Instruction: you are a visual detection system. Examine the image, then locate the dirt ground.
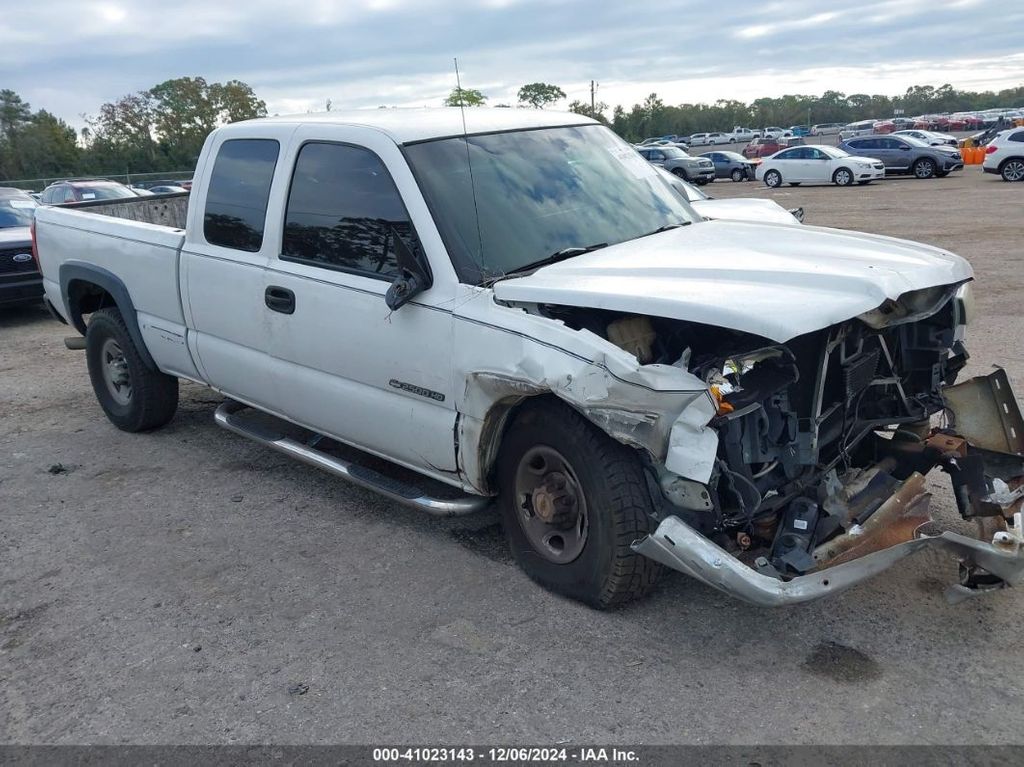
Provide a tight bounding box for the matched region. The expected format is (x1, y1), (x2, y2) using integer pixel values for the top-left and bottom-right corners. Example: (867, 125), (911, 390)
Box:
(2, 168), (1023, 745)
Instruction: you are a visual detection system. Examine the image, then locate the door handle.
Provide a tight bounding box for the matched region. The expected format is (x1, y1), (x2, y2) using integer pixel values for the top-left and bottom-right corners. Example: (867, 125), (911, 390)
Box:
(265, 286), (295, 315)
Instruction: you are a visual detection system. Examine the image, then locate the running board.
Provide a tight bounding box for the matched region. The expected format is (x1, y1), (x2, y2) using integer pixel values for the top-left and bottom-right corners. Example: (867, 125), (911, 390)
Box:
(214, 400), (490, 517)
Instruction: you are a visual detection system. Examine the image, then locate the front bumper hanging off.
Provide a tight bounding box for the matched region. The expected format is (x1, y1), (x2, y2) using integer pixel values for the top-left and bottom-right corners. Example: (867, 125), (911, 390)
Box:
(632, 369), (1024, 606)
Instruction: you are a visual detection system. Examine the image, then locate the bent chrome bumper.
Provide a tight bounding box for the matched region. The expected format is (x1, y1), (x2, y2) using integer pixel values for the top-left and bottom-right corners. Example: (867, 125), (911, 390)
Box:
(633, 514), (1024, 607)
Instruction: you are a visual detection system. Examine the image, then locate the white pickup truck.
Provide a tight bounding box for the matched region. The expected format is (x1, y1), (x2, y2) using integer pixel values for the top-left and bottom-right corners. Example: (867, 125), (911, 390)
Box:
(35, 109), (1024, 608)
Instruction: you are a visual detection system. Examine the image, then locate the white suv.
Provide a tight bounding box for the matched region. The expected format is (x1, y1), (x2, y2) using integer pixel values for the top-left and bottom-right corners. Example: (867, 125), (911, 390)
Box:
(689, 132), (729, 146)
(982, 128), (1024, 181)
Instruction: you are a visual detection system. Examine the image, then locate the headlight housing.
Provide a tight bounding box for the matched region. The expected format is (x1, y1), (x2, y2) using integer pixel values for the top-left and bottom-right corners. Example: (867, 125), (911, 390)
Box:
(955, 281), (975, 327)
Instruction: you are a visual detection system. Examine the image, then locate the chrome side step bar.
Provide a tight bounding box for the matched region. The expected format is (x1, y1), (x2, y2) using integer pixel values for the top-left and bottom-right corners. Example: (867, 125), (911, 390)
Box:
(214, 400), (491, 517)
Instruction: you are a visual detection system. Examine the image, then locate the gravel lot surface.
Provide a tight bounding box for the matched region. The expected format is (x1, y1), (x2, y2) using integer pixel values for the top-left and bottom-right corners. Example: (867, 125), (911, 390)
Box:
(2, 167), (1022, 745)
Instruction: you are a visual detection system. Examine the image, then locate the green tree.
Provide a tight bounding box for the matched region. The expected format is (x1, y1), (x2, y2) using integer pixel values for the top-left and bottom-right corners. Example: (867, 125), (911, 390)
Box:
(443, 87), (487, 107)
(517, 82), (566, 109)
(568, 99), (609, 123)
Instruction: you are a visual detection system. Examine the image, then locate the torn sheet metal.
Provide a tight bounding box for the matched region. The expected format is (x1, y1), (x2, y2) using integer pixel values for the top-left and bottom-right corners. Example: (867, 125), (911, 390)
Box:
(453, 298), (717, 493)
(633, 514), (1024, 607)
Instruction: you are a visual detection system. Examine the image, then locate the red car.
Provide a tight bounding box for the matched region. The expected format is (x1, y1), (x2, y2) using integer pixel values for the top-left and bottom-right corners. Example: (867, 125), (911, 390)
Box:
(742, 136), (786, 158)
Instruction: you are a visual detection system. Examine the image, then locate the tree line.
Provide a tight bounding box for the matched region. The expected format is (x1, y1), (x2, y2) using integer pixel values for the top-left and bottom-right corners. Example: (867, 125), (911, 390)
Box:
(2, 78), (1022, 185)
(0, 77), (266, 184)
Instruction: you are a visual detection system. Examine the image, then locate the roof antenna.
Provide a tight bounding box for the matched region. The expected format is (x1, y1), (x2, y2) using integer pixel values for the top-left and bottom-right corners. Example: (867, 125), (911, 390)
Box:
(454, 57), (485, 275)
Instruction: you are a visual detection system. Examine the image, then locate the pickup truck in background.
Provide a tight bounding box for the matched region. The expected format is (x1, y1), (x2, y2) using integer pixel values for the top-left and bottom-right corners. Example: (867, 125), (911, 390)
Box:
(35, 109), (1024, 609)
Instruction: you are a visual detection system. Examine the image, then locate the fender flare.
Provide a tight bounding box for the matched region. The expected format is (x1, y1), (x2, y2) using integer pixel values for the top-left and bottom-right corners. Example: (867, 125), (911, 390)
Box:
(59, 261), (157, 370)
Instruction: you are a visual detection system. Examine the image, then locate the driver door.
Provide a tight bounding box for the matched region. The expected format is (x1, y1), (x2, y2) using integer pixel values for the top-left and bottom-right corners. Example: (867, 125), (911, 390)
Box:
(262, 130), (459, 475)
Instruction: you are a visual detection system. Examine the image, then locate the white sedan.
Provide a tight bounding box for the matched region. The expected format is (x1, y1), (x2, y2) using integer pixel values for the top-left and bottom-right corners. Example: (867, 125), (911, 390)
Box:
(756, 145), (886, 187)
(656, 167), (804, 224)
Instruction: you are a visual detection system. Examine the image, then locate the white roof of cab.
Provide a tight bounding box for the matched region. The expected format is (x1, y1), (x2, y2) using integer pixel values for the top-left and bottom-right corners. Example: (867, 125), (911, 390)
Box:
(237, 107), (597, 144)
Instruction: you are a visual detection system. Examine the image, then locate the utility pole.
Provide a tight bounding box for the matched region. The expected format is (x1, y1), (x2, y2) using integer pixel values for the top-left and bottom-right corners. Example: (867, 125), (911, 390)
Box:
(590, 80), (597, 114)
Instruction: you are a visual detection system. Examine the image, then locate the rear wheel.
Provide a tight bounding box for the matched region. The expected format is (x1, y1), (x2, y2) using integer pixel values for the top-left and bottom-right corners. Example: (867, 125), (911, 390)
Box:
(497, 400), (663, 608)
(86, 307), (178, 432)
(1001, 159), (1024, 182)
(833, 167), (854, 186)
(913, 157), (936, 179)
(764, 169), (782, 188)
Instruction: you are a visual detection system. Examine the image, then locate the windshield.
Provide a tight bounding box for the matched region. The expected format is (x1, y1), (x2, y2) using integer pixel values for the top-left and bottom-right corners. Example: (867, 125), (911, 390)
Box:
(660, 146), (688, 158)
(0, 195), (37, 227)
(76, 184), (137, 201)
(899, 135), (930, 147)
(405, 125), (700, 283)
(820, 145), (851, 158)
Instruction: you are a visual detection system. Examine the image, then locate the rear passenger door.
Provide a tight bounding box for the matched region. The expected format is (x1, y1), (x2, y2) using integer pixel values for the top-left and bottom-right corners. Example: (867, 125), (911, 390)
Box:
(262, 130), (459, 476)
(182, 132), (286, 411)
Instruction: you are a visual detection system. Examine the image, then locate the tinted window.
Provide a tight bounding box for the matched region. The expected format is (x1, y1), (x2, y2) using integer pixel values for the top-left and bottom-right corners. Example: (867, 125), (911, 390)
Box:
(0, 195), (37, 227)
(776, 148), (800, 160)
(281, 142), (413, 279)
(1010, 132), (1024, 143)
(204, 139), (280, 252)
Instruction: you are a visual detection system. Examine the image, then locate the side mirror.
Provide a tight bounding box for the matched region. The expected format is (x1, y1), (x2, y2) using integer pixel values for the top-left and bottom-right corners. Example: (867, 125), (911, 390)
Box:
(385, 226), (432, 311)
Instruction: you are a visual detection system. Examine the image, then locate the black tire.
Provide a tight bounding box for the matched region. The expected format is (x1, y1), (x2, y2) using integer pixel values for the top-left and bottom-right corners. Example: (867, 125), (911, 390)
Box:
(833, 167), (854, 186)
(496, 400), (663, 608)
(730, 168), (744, 182)
(764, 169), (782, 188)
(857, 180), (871, 185)
(935, 171), (949, 178)
(86, 307), (178, 432)
(1000, 158), (1024, 182)
(671, 167), (690, 181)
(912, 157), (936, 179)
(787, 182), (801, 186)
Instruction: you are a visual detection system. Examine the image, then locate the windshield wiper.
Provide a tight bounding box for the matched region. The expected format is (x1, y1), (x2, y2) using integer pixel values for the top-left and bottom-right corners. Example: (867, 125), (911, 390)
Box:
(497, 242), (609, 280)
(648, 221), (692, 235)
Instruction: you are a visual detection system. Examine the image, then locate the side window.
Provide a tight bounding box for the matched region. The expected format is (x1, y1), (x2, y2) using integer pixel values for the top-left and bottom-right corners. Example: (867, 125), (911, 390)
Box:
(651, 151), (665, 161)
(63, 187), (76, 203)
(1009, 131), (1024, 143)
(776, 149), (797, 160)
(281, 142), (414, 280)
(203, 138), (280, 252)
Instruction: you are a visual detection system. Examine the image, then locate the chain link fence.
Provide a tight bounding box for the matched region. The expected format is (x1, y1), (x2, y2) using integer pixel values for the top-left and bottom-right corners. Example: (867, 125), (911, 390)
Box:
(0, 170), (195, 192)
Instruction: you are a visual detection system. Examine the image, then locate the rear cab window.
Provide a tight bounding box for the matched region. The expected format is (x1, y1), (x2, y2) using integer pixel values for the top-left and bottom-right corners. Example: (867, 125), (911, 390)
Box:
(203, 138), (281, 252)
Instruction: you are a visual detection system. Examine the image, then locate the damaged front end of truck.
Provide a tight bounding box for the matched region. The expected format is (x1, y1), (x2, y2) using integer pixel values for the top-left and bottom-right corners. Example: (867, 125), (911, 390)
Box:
(489, 275), (1024, 606)
(626, 283), (1024, 605)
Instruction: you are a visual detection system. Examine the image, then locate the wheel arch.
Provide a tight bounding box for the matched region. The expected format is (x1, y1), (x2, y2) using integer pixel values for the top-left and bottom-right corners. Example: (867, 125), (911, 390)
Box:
(59, 262), (157, 370)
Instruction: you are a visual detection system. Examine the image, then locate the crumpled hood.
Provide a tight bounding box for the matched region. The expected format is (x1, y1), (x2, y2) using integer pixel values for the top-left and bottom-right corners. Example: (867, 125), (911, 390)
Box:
(690, 198), (800, 226)
(493, 220), (972, 342)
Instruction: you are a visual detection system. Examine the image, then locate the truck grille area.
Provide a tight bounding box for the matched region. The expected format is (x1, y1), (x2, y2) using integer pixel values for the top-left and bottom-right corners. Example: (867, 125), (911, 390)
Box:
(0, 247), (37, 276)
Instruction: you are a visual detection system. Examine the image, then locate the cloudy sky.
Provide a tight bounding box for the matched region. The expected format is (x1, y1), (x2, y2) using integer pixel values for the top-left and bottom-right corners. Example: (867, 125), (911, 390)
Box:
(3, 0), (1023, 126)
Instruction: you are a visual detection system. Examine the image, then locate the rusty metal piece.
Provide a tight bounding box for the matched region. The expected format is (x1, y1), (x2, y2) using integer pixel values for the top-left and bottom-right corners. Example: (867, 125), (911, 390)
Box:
(925, 433), (968, 457)
(812, 472), (932, 567)
(943, 368), (1024, 456)
(736, 531), (752, 550)
(824, 516), (933, 567)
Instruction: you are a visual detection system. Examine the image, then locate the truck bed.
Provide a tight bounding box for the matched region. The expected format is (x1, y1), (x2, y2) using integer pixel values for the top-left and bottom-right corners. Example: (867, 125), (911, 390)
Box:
(35, 194), (198, 380)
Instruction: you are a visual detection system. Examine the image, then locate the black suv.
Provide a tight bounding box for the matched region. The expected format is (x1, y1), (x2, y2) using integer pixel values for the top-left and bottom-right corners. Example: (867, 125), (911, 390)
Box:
(838, 135), (963, 179)
(0, 187), (41, 306)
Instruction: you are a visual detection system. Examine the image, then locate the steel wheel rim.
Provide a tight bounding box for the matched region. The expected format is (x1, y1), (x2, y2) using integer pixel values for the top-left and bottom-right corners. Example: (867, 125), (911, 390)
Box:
(100, 338), (132, 406)
(1005, 161), (1024, 181)
(514, 445), (589, 564)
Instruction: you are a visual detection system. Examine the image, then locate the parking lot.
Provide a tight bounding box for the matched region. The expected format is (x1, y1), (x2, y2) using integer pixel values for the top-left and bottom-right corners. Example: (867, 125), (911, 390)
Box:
(2, 168), (1023, 745)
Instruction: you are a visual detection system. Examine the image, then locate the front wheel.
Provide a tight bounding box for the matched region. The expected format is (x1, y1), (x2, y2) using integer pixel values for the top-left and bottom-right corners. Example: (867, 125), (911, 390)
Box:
(764, 169), (782, 188)
(833, 167), (854, 186)
(86, 307), (178, 432)
(730, 168), (744, 182)
(1001, 159), (1024, 182)
(671, 167), (690, 181)
(913, 157), (936, 179)
(497, 400), (663, 608)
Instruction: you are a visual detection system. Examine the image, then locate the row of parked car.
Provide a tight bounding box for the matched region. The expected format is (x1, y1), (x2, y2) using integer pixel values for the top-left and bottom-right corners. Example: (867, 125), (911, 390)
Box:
(636, 127), (1024, 187)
